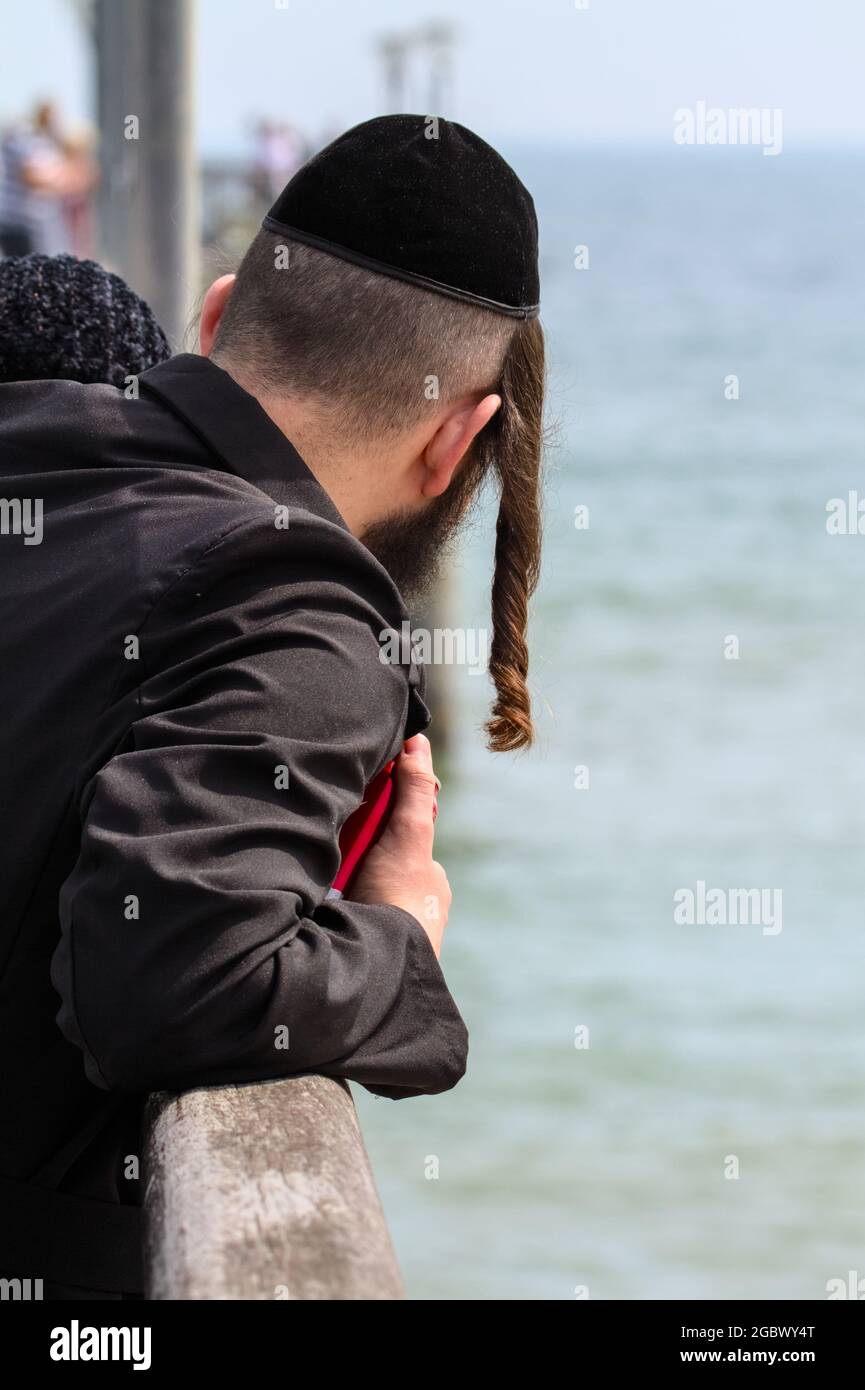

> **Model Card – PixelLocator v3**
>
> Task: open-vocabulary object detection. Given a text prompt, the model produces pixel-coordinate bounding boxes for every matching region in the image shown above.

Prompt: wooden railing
[142,1075,405,1300]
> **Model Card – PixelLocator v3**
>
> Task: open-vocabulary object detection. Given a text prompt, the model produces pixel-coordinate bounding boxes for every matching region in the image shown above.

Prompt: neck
[215,356,392,536]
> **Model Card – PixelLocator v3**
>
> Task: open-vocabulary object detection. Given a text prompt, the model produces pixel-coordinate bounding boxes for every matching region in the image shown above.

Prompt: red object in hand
[330,760,397,898]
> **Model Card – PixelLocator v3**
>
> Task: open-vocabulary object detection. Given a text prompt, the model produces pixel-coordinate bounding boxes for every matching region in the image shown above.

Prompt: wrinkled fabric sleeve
[50,535,467,1101]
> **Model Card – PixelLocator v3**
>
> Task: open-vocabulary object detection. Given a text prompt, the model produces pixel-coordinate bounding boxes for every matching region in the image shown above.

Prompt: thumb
[389,734,437,839]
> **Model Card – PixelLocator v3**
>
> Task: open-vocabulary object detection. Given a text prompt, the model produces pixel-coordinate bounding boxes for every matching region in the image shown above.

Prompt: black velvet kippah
[263,114,539,318]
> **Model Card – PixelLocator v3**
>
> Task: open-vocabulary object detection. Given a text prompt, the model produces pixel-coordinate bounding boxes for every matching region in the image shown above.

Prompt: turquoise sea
[355,145,865,1300]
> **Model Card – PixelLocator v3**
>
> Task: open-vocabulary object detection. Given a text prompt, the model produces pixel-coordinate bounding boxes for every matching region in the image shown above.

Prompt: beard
[359,454,487,606]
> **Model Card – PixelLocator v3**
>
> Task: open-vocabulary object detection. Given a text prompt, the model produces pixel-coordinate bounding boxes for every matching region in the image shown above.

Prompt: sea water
[356,145,865,1301]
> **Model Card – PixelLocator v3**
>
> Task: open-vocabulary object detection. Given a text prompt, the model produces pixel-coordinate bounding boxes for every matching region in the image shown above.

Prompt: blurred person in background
[0,101,97,258]
[57,128,98,258]
[252,117,308,202]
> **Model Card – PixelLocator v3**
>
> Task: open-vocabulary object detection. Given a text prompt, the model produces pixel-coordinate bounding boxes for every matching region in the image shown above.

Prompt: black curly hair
[0,253,170,387]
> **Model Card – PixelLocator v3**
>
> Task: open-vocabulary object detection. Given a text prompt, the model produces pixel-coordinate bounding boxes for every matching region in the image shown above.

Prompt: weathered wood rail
[142,1075,405,1300]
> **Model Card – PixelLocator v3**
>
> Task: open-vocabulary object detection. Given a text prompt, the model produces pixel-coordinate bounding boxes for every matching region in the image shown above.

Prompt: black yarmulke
[263,114,539,318]
[0,253,170,387]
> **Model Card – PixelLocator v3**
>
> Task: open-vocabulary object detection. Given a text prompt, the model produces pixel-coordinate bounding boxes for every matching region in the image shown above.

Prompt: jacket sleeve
[50,527,468,1100]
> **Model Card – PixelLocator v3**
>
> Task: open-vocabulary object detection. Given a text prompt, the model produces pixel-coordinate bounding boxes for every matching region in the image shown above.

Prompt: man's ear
[420,393,502,499]
[199,274,236,356]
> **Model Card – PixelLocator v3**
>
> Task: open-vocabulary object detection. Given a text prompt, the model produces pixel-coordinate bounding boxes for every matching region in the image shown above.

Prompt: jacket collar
[139,353,348,531]
[139,353,431,727]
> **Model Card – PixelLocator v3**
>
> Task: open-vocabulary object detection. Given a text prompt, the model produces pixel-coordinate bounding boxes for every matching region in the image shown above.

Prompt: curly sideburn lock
[480,317,545,752]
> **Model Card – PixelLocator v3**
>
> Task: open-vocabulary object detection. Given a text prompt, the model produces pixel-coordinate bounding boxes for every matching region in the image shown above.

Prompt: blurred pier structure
[92,0,198,347]
[376,21,457,113]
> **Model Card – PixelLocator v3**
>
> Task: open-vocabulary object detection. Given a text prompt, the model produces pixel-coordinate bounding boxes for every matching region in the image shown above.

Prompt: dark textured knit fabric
[0,253,170,387]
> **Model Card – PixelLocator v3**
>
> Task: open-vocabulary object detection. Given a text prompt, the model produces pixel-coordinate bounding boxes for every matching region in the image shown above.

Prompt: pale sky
[1,0,863,153]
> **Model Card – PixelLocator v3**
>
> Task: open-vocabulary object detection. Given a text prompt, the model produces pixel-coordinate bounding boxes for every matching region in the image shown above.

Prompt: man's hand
[348,734,450,958]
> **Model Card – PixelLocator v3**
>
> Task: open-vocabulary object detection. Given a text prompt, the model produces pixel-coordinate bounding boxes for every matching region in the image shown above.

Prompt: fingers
[390,734,438,842]
[400,735,437,790]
